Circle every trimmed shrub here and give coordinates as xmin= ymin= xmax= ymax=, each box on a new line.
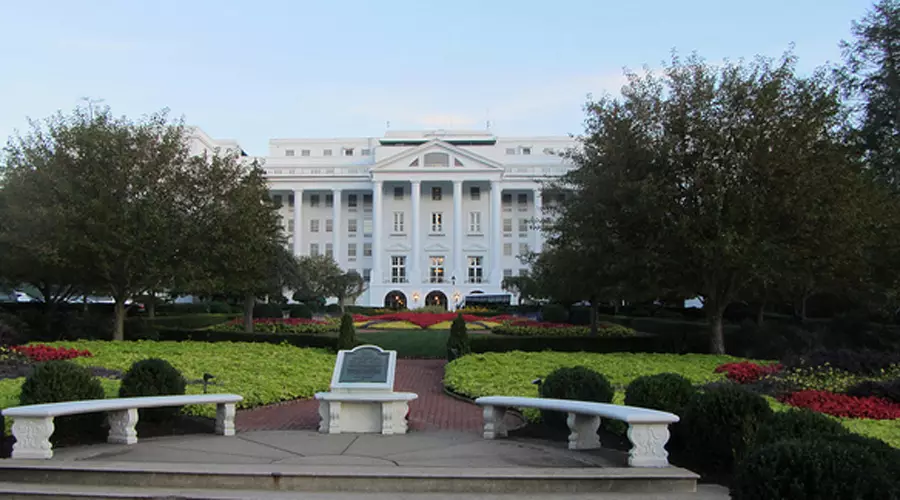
xmin=625 ymin=373 xmax=695 ymax=415
xmin=0 ymin=312 xmax=30 ymax=345
xmin=446 ymin=313 xmax=471 ymax=361
xmin=752 ymin=408 xmax=848 ymax=449
xmin=325 ymin=303 xmax=342 ymax=315
xmin=288 ymin=304 xmax=313 ymax=319
xmin=207 ymin=302 xmax=233 ymax=314
xmin=682 ymin=384 xmax=772 ymax=473
xmin=253 ymin=303 xmax=284 ymax=319
xmin=19 ymin=360 xmax=106 ymax=443
xmin=337 ymin=313 xmax=357 ymax=351
xmin=541 ymin=304 xmax=568 ymax=323
xmin=119 ymin=358 xmax=187 ymax=422
xmin=847 ymin=378 xmax=900 ymax=403
xmin=732 ymin=439 xmax=899 ymax=500
xmin=539 ymin=366 xmax=614 ymax=431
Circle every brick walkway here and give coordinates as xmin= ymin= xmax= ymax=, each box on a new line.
xmin=235 ymin=359 xmax=484 ymax=432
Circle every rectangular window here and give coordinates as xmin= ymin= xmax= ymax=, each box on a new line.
xmin=518 ymin=193 xmax=528 ymax=205
xmin=323 ymin=149 xmax=333 ymax=156
xmin=522 ymin=147 xmax=531 ymax=155
xmin=361 ymin=148 xmax=371 ymax=156
xmin=431 ymin=212 xmax=443 ymax=233
xmin=503 ymin=218 xmax=513 ymax=232
xmin=363 ymin=218 xmax=373 ymax=235
xmin=518 ymin=219 xmax=529 ymax=233
xmin=467 ymin=256 xmax=484 ymax=284
xmin=301 ymin=149 xmax=310 ymax=156
xmin=505 ymin=148 xmax=516 ymax=155
xmin=502 ymin=193 xmax=512 ymax=206
xmin=429 ymin=256 xmax=445 ymax=283
xmin=343 ymin=148 xmax=354 ymax=156
xmin=363 ymin=268 xmax=371 ymax=282
xmin=310 ymin=194 xmax=320 ymax=207
xmin=394 ymin=186 xmax=404 ymax=200
xmin=325 ymin=243 xmax=333 ymax=258
xmin=393 ymin=211 xmax=405 ymax=233
xmin=310 ymin=219 xmax=320 ymax=232
xmin=326 ymin=194 xmax=333 ymax=207
xmin=348 ymin=194 xmax=358 ymax=208
xmin=273 ymin=194 xmax=282 ymax=206
xmin=363 ymin=242 xmax=372 ymax=257
xmin=503 ymin=269 xmax=513 ymax=278
xmin=391 ymin=256 xmax=407 ymax=283
xmin=468 ymin=211 xmax=482 ymax=233
xmin=503 ymin=243 xmax=512 ymax=256
xmin=285 ymin=149 xmax=295 ymax=157
xmin=288 ymin=194 xmax=295 ymax=207
xmin=363 ymin=194 xmax=372 ymax=206
xmin=310 ymin=243 xmax=319 ymax=256
xmin=325 ymin=219 xmax=333 ymax=232
xmin=470 ymin=186 xmax=480 ymax=200
xmin=348 ymin=243 xmax=357 ymax=258
xmin=432 ymin=187 xmax=442 ymax=201
xmin=348 ymin=219 xmax=358 ymax=234
xmin=519 ymin=243 xmax=529 ymax=256
xmin=518 ymin=269 xmax=527 ymax=277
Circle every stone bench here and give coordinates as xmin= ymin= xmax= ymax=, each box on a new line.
xmin=315 ymin=391 xmax=418 ymax=435
xmin=474 ymin=396 xmax=679 ymax=467
xmin=2 ymin=393 xmax=243 ymax=459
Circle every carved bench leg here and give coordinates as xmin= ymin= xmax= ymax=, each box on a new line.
xmin=215 ymin=403 xmax=236 ymax=436
xmin=567 ymin=412 xmax=601 ymax=450
xmin=11 ymin=417 xmax=55 ymax=459
xmin=317 ymin=401 xmax=330 ymax=433
xmin=325 ymin=401 xmax=341 ymax=434
xmin=626 ymin=423 xmax=671 ymax=467
xmin=482 ymin=405 xmax=508 ymax=439
xmin=381 ymin=401 xmax=409 ymax=435
xmin=107 ymin=408 xmax=139 ymax=444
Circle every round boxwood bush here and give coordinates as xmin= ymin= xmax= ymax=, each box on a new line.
xmin=541 ymin=304 xmax=569 ymax=324
xmin=446 ymin=313 xmax=471 ymax=361
xmin=253 ymin=303 xmax=284 ymax=319
xmin=539 ymin=366 xmax=614 ymax=430
xmin=19 ymin=360 xmax=106 ymax=443
xmin=752 ymin=408 xmax=848 ymax=448
xmin=625 ymin=373 xmax=695 ymax=415
xmin=119 ymin=358 xmax=186 ymax=423
xmin=289 ymin=304 xmax=313 ymax=319
xmin=682 ymin=384 xmax=772 ymax=473
xmin=732 ymin=439 xmax=899 ymax=500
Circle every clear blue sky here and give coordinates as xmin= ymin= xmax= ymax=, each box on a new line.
xmin=0 ymin=0 xmax=875 ymax=155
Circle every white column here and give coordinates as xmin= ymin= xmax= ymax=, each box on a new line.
xmin=490 ymin=181 xmax=502 ymax=284
xmin=533 ymin=188 xmax=543 ymax=254
xmin=371 ymin=181 xmax=383 ymax=284
xmin=332 ymin=188 xmax=343 ymax=268
xmin=410 ymin=181 xmax=421 ymax=284
xmin=453 ymin=180 xmax=463 ymax=284
xmin=292 ymin=188 xmax=303 ymax=256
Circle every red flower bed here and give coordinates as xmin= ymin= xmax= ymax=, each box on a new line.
xmin=780 ymin=390 xmax=900 ymax=420
xmin=714 ymin=361 xmax=782 ymax=384
xmin=12 ymin=344 xmax=92 ymax=362
xmin=227 ymin=318 xmax=328 ymax=326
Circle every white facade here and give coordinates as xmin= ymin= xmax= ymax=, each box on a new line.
xmin=191 ymin=128 xmax=576 ymax=309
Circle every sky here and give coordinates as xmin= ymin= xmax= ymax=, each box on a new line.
xmin=0 ymin=0 xmax=877 ymax=155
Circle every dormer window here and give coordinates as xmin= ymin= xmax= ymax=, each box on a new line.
xmin=505 ymin=148 xmax=516 ymax=155
xmin=521 ymin=147 xmax=532 ymax=155
xmin=285 ymin=149 xmax=295 ymax=157
xmin=323 ymin=149 xmax=333 ymax=156
xmin=343 ymin=148 xmax=354 ymax=156
xmin=301 ymin=149 xmax=311 ymax=156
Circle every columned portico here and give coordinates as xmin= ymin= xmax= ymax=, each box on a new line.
xmin=410 ymin=181 xmax=422 ymax=287
xmin=533 ymin=188 xmax=543 ymax=254
xmin=490 ymin=181 xmax=502 ymax=284
xmin=332 ymin=188 xmax=343 ymax=267
xmin=371 ymin=181 xmax=384 ymax=284
xmin=292 ymin=188 xmax=303 ymax=256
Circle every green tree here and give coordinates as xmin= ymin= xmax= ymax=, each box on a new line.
xmin=291 ymin=254 xmax=344 ymax=304
xmin=333 ymin=270 xmax=367 ymax=311
xmin=1 ymin=106 xmax=192 ymax=340
xmin=446 ymin=312 xmax=470 ymax=361
xmin=337 ymin=313 xmax=357 ymax=350
xmin=561 ymin=52 xmax=864 ymax=353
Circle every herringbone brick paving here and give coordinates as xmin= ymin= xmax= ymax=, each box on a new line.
xmin=235 ymin=359 xmax=484 ymax=432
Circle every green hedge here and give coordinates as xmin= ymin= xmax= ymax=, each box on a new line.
xmin=128 ymin=328 xmax=338 ymax=350
xmin=471 ymin=331 xmax=744 ymax=354
xmin=491 ymin=322 xmax=636 ymax=337
xmin=125 ymin=314 xmax=237 ymax=334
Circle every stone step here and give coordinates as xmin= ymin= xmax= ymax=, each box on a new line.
xmin=0 ymin=461 xmax=699 ymax=495
xmin=0 ymin=481 xmax=730 ymax=500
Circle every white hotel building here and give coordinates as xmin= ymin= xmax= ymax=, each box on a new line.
xmin=191 ymin=128 xmax=576 ymax=309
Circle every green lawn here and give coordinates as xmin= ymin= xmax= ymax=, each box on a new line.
xmin=358 ymin=330 xmax=449 ymax=358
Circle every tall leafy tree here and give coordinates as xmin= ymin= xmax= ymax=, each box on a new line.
xmin=1 ymin=107 xmax=192 ymax=340
xmin=559 ymin=53 xmax=864 ymax=353
xmin=291 ymin=255 xmax=344 ymax=305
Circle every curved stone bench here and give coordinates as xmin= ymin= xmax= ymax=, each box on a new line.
xmin=315 ymin=392 xmax=418 ymax=435
xmin=474 ymin=396 xmax=679 ymax=468
xmin=2 ymin=393 xmax=243 ymax=459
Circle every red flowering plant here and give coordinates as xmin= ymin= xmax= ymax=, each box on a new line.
xmin=12 ymin=344 xmax=92 ymax=362
xmin=779 ymin=390 xmax=900 ymax=420
xmin=714 ymin=361 xmax=783 ymax=384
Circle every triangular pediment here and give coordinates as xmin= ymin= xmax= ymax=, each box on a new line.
xmin=463 ymin=243 xmax=490 ymax=252
xmin=373 ymin=139 xmax=504 ymax=172
xmin=423 ymin=242 xmax=451 ymax=252
xmin=385 ymin=242 xmax=411 ymax=252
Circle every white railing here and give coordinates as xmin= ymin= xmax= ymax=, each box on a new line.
xmin=264 ymin=166 xmax=370 ymax=177
xmin=503 ymin=165 xmax=573 ymax=177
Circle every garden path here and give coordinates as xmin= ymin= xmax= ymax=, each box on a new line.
xmin=235 ymin=359 xmax=485 ymax=432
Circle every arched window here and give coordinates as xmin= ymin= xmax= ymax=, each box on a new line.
xmin=424 ymin=152 xmax=450 ymax=167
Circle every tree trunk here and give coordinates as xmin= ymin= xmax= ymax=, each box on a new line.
xmin=589 ymin=300 xmax=599 ymax=337
xmin=708 ymin=306 xmax=726 ymax=354
xmin=755 ymin=300 xmax=765 ymax=326
xmin=113 ymin=298 xmax=126 ymax=341
xmin=147 ymin=300 xmax=156 ymax=319
xmin=800 ymin=294 xmax=809 ymax=323
xmin=243 ymin=294 xmax=255 ymax=333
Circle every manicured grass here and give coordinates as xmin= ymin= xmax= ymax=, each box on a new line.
xmin=359 ymin=330 xmax=450 ymax=358
xmin=0 ymin=341 xmax=335 ymax=426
